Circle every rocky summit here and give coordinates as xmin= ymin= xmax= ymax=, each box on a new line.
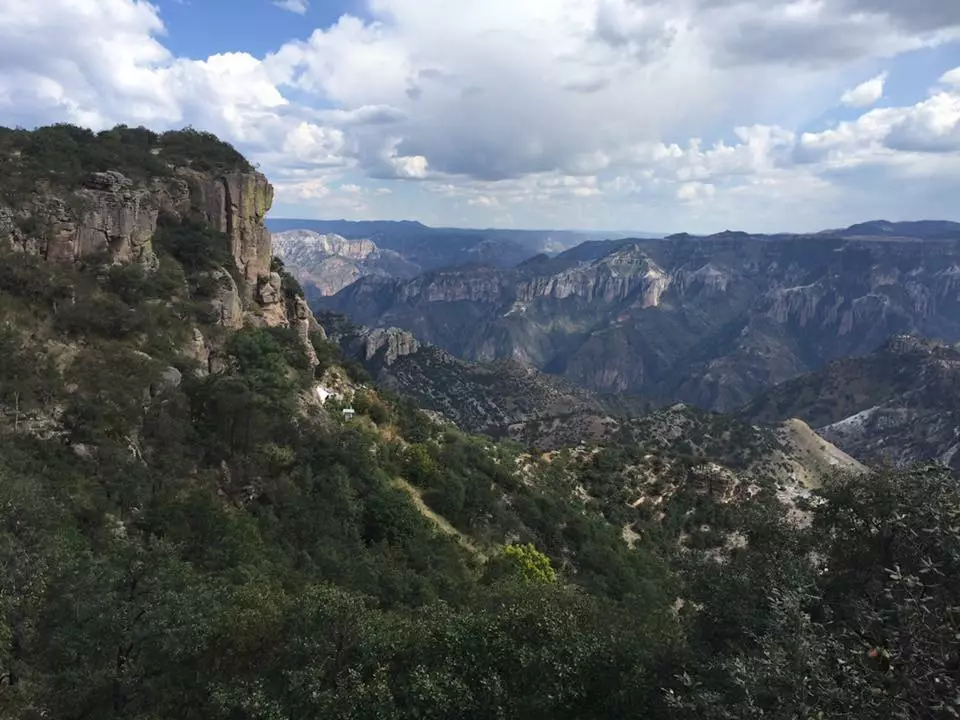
xmin=318 ymin=226 xmax=960 ymax=412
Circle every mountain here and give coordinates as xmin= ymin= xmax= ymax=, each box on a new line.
xmin=319 ymin=312 xmax=650 ymax=446
xmin=825 ymin=219 xmax=960 ymax=240
xmin=741 ymin=335 xmax=960 ymax=470
xmin=266 ymin=217 xmax=646 ymax=270
xmin=317 ymin=228 xmax=960 ymax=412
xmin=273 ymin=229 xmax=420 ymax=297
xmin=2 ymin=126 xmax=955 ymax=720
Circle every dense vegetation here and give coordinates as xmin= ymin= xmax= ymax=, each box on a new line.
xmin=0 ymin=124 xmax=252 ymax=203
xmin=1 ymin=132 xmax=959 ymax=719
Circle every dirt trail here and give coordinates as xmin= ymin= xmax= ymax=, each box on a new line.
xmin=391 ymin=477 xmax=488 ymax=561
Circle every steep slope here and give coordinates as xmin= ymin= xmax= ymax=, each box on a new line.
xmin=0 ymin=125 xmax=319 ymax=361
xmin=273 ymin=229 xmax=420 ymax=297
xmin=318 ymin=229 xmax=960 ymax=411
xmin=320 ymin=312 xmax=650 ymax=444
xmin=5 ymin=125 xmax=949 ymax=720
xmin=741 ymin=335 xmax=960 ymax=469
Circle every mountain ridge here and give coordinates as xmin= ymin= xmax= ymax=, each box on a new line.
xmin=318 ymin=229 xmax=960 ymax=411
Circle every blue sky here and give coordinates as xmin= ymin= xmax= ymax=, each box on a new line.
xmin=1 ymin=0 xmax=960 ymax=233
xmin=155 ymin=0 xmax=365 ymax=58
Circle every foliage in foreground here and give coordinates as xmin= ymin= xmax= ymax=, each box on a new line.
xmin=0 ymin=155 xmax=958 ymax=717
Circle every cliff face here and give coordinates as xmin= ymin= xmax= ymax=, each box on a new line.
xmin=514 ymin=249 xmax=671 ymax=306
xmin=3 ymin=171 xmax=160 ymax=266
xmin=195 ymin=171 xmax=275 ymax=289
xmin=1 ymin=166 xmax=303 ymax=333
xmin=273 ymin=230 xmax=420 ymax=297
xmin=319 ymin=233 xmax=960 ymax=412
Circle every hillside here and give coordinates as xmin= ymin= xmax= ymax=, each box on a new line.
xmin=317 ymin=227 xmax=960 ymax=411
xmin=1 ymin=125 xmax=957 ymax=720
xmin=273 ymin=229 xmax=420 ymax=297
xmin=320 ymin=312 xmax=651 ymax=446
xmin=741 ymin=335 xmax=960 ymax=470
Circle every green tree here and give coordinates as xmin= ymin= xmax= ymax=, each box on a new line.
xmin=484 ymin=543 xmax=557 ymax=585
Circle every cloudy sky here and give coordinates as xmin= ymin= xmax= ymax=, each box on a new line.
xmin=2 ymin=0 xmax=959 ymax=233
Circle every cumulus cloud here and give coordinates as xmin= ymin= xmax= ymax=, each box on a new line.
xmin=2 ymin=0 xmax=960 ymax=231
xmin=841 ymin=73 xmax=888 ymax=107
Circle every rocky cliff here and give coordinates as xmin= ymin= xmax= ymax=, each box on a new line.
xmin=273 ymin=229 xmax=420 ymax=297
xmin=4 ymin=169 xmax=276 ymax=312
xmin=318 ymin=228 xmax=960 ymax=411
xmin=0 ymin=127 xmax=318 ymax=366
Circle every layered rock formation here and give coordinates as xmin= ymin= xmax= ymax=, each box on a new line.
xmin=3 ymin=170 xmax=160 ymax=266
xmin=273 ymin=229 xmax=420 ymax=297
xmin=1 ymin=165 xmax=310 ymax=330
xmin=0 ymin=134 xmax=319 ymax=370
xmin=319 ymin=228 xmax=960 ymax=411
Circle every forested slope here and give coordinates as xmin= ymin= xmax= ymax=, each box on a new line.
xmin=0 ymin=125 xmax=957 ymax=720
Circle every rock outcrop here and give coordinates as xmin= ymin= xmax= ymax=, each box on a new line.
xmin=1 ymin=151 xmax=319 ymax=372
xmin=4 ymin=171 xmax=160 ymax=267
xmin=1 ymin=166 xmax=304 ymax=332
xmin=359 ymin=327 xmax=421 ymax=365
xmin=208 ymin=267 xmax=244 ymax=330
xmin=195 ymin=172 xmax=275 ymax=291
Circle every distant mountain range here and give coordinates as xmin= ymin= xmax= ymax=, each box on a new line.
xmin=267 ymin=218 xmax=656 ymax=269
xmin=315 ymin=221 xmax=960 ymax=413
xmin=273 ymin=230 xmax=421 ymax=297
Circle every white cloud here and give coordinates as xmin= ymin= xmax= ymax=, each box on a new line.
xmin=468 ymin=195 xmax=500 ymax=208
xmin=2 ymin=0 xmax=960 ymax=232
xmin=841 ymin=72 xmax=887 ymax=107
xmin=677 ymin=181 xmax=716 ymax=202
xmin=276 ymin=178 xmax=330 ymax=200
xmin=941 ymin=66 xmax=960 ymax=86
xmin=273 ymin=0 xmax=308 ymax=14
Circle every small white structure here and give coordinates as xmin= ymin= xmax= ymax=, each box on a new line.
xmin=342 ymin=407 xmax=356 ymax=421
xmin=315 ymin=385 xmax=340 ymax=405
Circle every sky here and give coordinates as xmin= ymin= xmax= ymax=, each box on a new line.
xmin=1 ymin=0 xmax=959 ymax=233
